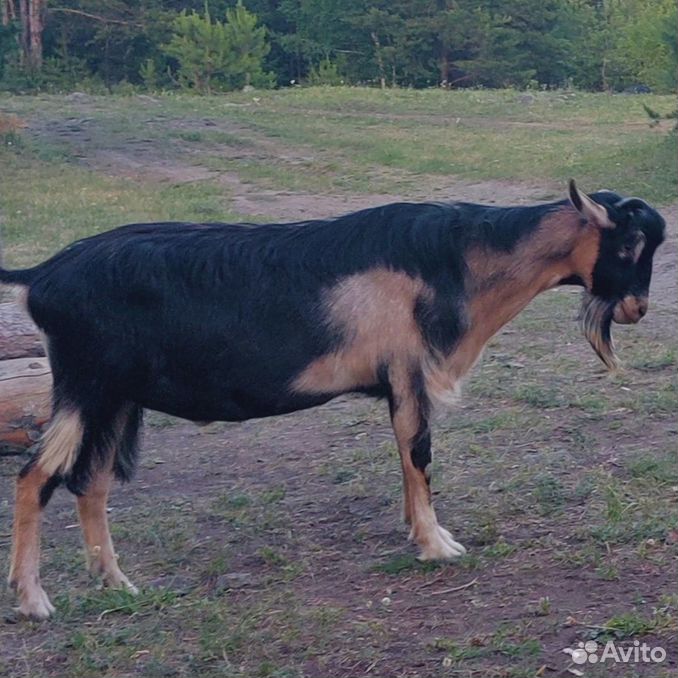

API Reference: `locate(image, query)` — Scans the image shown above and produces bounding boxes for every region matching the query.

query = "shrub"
[308,59,344,86]
[163,2,272,94]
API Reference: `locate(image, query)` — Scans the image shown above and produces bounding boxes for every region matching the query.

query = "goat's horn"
[615,197,649,212]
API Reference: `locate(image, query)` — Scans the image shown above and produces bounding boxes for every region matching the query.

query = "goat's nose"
[638,301,647,318]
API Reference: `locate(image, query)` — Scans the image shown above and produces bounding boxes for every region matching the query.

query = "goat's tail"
[0,224,39,285]
[0,266,37,286]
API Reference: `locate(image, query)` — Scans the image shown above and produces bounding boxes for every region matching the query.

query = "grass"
[432,625,542,664]
[595,608,678,641]
[0,148,254,267]
[628,453,678,484]
[178,87,678,203]
[0,88,675,678]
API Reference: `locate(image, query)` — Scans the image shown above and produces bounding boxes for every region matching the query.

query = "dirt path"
[29,107,560,221]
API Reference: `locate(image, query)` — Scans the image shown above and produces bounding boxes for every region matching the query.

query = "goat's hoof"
[123,581,139,595]
[101,571,138,595]
[416,525,467,561]
[15,584,55,620]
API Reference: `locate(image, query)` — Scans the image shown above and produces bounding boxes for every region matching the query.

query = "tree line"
[1,0,676,93]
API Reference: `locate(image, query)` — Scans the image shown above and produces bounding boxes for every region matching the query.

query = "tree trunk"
[28,0,41,69]
[0,303,45,359]
[601,56,609,92]
[18,0,28,65]
[0,303,50,452]
[439,47,450,88]
[370,32,386,90]
[17,0,43,71]
[0,357,51,453]
[2,0,17,26]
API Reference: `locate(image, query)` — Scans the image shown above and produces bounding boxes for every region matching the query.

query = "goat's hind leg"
[76,402,141,593]
[7,408,83,619]
[8,400,140,618]
[8,463,59,619]
[77,466,137,593]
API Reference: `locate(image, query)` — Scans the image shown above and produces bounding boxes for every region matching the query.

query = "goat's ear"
[569,179,614,229]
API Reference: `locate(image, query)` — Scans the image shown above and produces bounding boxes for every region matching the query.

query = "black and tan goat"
[4,180,665,619]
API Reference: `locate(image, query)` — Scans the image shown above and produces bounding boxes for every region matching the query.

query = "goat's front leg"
[390,371,466,560]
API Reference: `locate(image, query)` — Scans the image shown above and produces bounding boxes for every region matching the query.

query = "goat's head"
[568,179,666,369]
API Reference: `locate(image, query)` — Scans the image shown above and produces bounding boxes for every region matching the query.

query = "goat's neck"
[448,211,599,380]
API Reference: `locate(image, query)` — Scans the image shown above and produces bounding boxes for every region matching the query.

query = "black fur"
[39,474,62,508]
[409,369,432,475]
[587,192,666,301]
[113,405,143,483]
[414,275,467,355]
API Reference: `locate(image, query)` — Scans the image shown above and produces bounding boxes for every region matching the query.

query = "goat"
[4,180,665,619]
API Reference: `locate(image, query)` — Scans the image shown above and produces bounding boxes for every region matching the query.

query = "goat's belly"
[136,380,336,423]
[121,326,343,421]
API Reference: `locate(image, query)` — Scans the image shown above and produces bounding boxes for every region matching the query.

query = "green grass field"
[0,88,676,678]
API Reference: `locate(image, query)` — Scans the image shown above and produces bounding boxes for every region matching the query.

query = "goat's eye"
[620,234,645,262]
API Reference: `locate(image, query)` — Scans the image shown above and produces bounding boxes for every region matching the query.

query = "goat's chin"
[580,292,618,370]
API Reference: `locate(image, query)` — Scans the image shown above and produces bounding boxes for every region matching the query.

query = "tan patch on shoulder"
[292,269,430,394]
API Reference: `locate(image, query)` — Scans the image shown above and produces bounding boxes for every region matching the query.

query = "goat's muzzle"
[580,292,618,370]
[612,295,648,324]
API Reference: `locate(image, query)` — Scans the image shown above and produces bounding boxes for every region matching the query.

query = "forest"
[0,1,676,94]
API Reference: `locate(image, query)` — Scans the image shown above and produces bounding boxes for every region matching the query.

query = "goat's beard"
[580,292,618,370]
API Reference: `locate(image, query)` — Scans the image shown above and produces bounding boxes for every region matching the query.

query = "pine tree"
[223,1,270,88]
[163,2,271,93]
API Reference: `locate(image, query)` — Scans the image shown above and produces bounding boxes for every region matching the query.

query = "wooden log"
[0,357,51,453]
[0,302,45,359]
